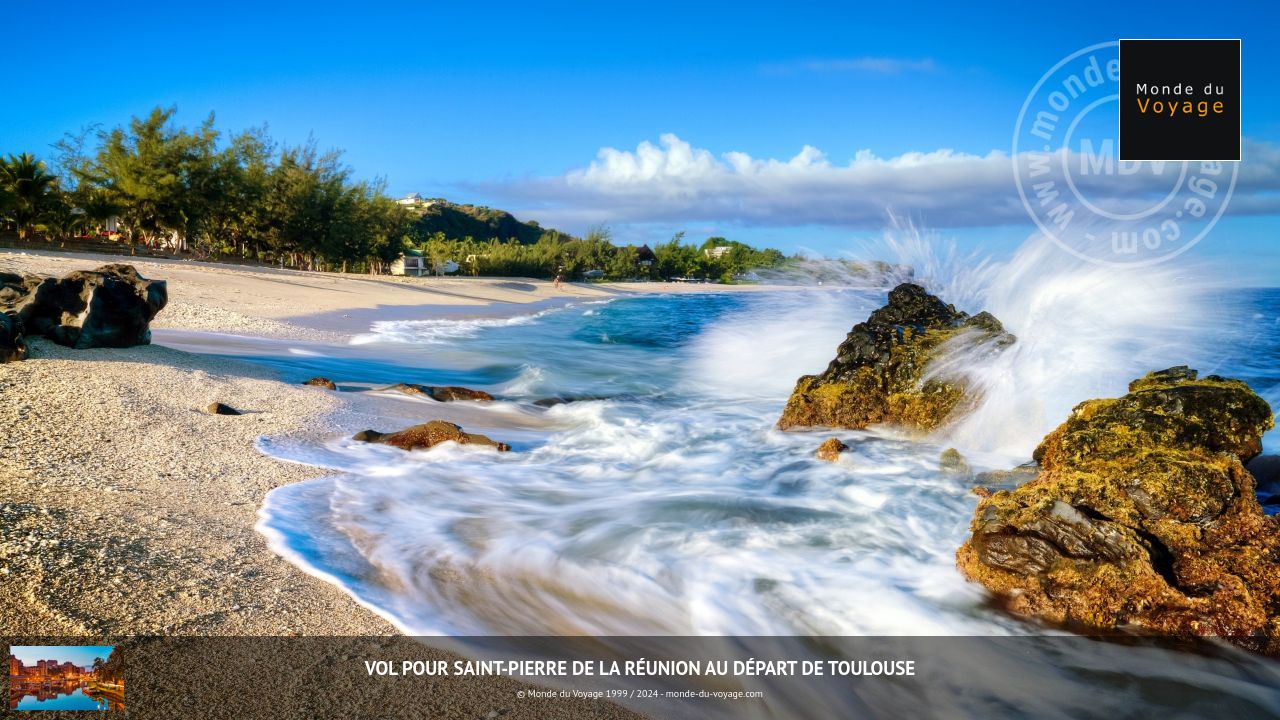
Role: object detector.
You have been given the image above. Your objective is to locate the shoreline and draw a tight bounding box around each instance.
[0,250,656,717]
[0,248,822,342]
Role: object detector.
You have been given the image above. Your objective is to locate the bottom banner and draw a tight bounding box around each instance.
[5,635,1279,719]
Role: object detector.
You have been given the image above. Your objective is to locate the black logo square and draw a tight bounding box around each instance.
[1119,39,1240,161]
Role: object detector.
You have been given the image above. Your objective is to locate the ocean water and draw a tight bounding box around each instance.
[250,284,1280,635]
[169,238,1280,717]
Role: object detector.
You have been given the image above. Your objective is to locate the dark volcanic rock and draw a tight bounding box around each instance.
[384,383,494,402]
[353,420,510,452]
[533,395,612,408]
[777,283,1013,431]
[207,402,242,416]
[303,377,338,390]
[957,367,1280,654]
[0,312,27,363]
[4,264,167,349]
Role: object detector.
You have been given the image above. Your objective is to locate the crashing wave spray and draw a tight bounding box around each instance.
[872,219,1235,458]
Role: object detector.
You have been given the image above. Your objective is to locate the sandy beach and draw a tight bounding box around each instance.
[0,249,793,341]
[0,249,740,717]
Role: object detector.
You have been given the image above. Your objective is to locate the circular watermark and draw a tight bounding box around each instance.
[1013,41,1238,266]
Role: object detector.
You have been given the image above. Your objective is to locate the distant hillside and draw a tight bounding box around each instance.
[410,200,561,244]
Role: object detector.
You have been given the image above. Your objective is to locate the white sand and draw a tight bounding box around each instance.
[0,249,663,717]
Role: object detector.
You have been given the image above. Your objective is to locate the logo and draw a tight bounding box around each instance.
[1013,41,1238,266]
[1119,39,1241,161]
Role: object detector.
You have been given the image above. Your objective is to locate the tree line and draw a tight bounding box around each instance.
[1,107,412,272]
[1,106,792,279]
[417,229,788,282]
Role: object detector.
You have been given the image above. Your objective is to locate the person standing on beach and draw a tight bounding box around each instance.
[554,266,564,290]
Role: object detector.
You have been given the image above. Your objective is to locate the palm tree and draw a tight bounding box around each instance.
[0,153,59,239]
[77,187,123,237]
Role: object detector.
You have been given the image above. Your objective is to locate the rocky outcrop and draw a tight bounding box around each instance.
[816,438,849,462]
[777,283,1013,431]
[0,312,26,363]
[384,383,494,402]
[304,377,338,390]
[957,367,1279,654]
[2,264,167,350]
[354,420,511,452]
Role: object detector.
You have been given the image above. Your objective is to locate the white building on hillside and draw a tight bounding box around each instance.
[397,193,438,208]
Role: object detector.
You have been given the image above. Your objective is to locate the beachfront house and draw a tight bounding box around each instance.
[390,249,429,276]
[635,244,656,266]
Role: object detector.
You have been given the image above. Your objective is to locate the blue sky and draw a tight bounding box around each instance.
[10,645,114,668]
[4,1,1278,276]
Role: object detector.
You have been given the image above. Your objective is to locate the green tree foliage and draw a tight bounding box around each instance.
[1,106,787,278]
[0,106,415,272]
[413,201,545,245]
[79,107,220,246]
[0,152,59,238]
[415,227,789,281]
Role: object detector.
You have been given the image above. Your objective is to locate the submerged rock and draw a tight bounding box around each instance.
[353,420,510,452]
[303,377,338,390]
[384,383,494,402]
[2,264,167,350]
[957,367,1280,654]
[939,448,971,476]
[0,312,26,363]
[777,283,1013,431]
[533,395,614,408]
[207,402,242,416]
[816,437,849,462]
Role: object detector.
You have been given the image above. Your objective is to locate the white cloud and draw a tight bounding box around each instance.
[476,135,1280,232]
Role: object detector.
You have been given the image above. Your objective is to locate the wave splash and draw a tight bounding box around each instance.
[255,225,1273,661]
[867,221,1236,457]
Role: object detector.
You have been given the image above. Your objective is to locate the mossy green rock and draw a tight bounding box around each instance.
[958,367,1280,654]
[777,283,1014,431]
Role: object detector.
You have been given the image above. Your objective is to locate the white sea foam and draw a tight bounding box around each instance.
[256,224,1266,644]
[349,307,564,345]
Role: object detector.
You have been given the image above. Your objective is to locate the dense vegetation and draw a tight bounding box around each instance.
[90,649,123,684]
[413,200,548,246]
[417,230,788,282]
[0,106,792,280]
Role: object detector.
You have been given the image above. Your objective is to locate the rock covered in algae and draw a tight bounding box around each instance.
[939,448,971,475]
[816,437,849,462]
[353,420,511,452]
[957,366,1280,654]
[777,283,1014,431]
[383,383,495,402]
